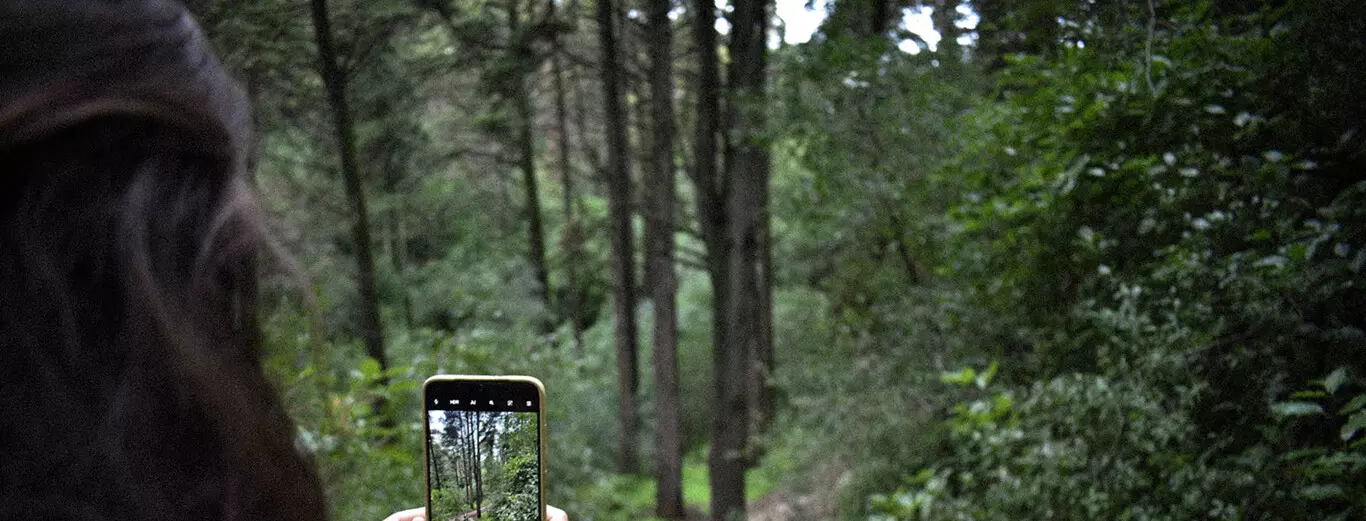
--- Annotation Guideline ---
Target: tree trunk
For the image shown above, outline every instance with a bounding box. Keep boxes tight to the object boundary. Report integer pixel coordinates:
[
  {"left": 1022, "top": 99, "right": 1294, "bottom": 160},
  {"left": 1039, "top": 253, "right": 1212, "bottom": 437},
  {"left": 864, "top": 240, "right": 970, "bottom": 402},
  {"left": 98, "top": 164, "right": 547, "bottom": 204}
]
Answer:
[
  {"left": 689, "top": 0, "right": 737, "bottom": 515},
  {"left": 646, "top": 0, "right": 682, "bottom": 516},
  {"left": 690, "top": 0, "right": 726, "bottom": 365},
  {"left": 475, "top": 411, "right": 484, "bottom": 517},
  {"left": 378, "top": 117, "right": 415, "bottom": 329},
  {"left": 712, "top": 0, "right": 770, "bottom": 517},
  {"left": 552, "top": 49, "right": 585, "bottom": 351},
  {"left": 598, "top": 0, "right": 640, "bottom": 475},
  {"left": 749, "top": 162, "right": 774, "bottom": 447},
  {"left": 308, "top": 0, "right": 387, "bottom": 370},
  {"left": 464, "top": 412, "right": 477, "bottom": 507},
  {"left": 933, "top": 0, "right": 961, "bottom": 59},
  {"left": 430, "top": 436, "right": 443, "bottom": 492},
  {"left": 749, "top": 11, "right": 776, "bottom": 454},
  {"left": 517, "top": 90, "right": 552, "bottom": 315},
  {"left": 509, "top": 0, "right": 552, "bottom": 314}
]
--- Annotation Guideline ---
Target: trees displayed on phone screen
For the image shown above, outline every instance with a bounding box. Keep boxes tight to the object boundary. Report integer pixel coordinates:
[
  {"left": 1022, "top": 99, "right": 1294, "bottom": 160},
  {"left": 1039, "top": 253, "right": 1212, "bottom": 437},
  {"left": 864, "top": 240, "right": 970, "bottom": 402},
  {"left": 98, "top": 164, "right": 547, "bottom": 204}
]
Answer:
[{"left": 428, "top": 411, "right": 539, "bottom": 521}]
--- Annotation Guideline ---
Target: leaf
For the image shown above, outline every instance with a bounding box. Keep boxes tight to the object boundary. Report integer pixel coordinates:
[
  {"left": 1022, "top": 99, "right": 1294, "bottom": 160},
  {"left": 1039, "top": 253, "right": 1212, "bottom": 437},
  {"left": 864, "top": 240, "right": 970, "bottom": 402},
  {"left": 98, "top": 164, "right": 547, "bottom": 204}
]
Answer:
[
  {"left": 976, "top": 361, "right": 1000, "bottom": 389},
  {"left": 1298, "top": 484, "right": 1344, "bottom": 501},
  {"left": 1254, "top": 255, "right": 1288, "bottom": 269},
  {"left": 1271, "top": 401, "right": 1324, "bottom": 417},
  {"left": 1341, "top": 412, "right": 1366, "bottom": 442},
  {"left": 1289, "top": 243, "right": 1309, "bottom": 261},
  {"left": 358, "top": 357, "right": 383, "bottom": 381},
  {"left": 1322, "top": 367, "right": 1349, "bottom": 394},
  {"left": 1283, "top": 447, "right": 1327, "bottom": 461},
  {"left": 1340, "top": 395, "right": 1366, "bottom": 415},
  {"left": 940, "top": 366, "right": 976, "bottom": 386}
]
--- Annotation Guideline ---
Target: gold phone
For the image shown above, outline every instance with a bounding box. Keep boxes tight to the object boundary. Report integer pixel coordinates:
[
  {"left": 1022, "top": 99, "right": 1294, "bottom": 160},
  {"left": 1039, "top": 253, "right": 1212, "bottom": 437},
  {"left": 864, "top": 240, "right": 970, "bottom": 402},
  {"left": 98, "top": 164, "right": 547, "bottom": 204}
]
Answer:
[{"left": 423, "top": 375, "right": 546, "bottom": 521}]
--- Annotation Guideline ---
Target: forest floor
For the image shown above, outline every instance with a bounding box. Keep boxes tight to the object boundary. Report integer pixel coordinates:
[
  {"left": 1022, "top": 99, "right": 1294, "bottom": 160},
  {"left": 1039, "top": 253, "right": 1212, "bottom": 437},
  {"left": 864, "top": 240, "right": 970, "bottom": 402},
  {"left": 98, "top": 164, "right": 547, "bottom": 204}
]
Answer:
[{"left": 747, "top": 462, "right": 850, "bottom": 521}]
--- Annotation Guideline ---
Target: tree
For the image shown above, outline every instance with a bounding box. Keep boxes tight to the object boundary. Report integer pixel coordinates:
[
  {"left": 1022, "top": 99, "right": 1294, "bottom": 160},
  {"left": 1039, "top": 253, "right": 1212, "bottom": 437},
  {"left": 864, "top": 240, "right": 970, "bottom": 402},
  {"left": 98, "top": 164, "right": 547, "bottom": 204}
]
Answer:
[
  {"left": 822, "top": 0, "right": 905, "bottom": 40},
  {"left": 644, "top": 0, "right": 683, "bottom": 516},
  {"left": 709, "top": 0, "right": 772, "bottom": 518},
  {"left": 506, "top": 0, "right": 553, "bottom": 313},
  {"left": 419, "top": 0, "right": 556, "bottom": 317},
  {"left": 598, "top": 0, "right": 640, "bottom": 474},
  {"left": 931, "top": 0, "right": 961, "bottom": 59},
  {"left": 549, "top": 4, "right": 586, "bottom": 351},
  {"left": 308, "top": 0, "right": 387, "bottom": 371}
]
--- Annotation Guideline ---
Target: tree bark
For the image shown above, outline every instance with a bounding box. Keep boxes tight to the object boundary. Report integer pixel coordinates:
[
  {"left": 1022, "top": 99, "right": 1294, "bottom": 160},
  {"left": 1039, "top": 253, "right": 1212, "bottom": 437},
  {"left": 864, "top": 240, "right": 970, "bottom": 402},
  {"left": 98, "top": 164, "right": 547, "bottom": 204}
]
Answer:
[
  {"left": 646, "top": 0, "right": 682, "bottom": 516},
  {"left": 690, "top": 0, "right": 739, "bottom": 515},
  {"left": 308, "top": 0, "right": 387, "bottom": 370},
  {"left": 690, "top": 0, "right": 726, "bottom": 366},
  {"left": 712, "top": 0, "right": 770, "bottom": 517},
  {"left": 475, "top": 411, "right": 483, "bottom": 517},
  {"left": 509, "top": 0, "right": 552, "bottom": 314},
  {"left": 377, "top": 117, "right": 416, "bottom": 329},
  {"left": 598, "top": 0, "right": 640, "bottom": 475},
  {"left": 552, "top": 49, "right": 585, "bottom": 351},
  {"left": 749, "top": 158, "right": 774, "bottom": 448},
  {"left": 750, "top": 6, "right": 776, "bottom": 453},
  {"left": 517, "top": 90, "right": 552, "bottom": 315}
]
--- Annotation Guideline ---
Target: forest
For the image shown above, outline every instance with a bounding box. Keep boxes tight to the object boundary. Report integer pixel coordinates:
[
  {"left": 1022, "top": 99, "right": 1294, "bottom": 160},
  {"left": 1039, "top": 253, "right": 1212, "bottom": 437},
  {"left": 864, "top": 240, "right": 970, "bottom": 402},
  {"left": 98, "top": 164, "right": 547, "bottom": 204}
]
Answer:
[
  {"left": 429, "top": 411, "right": 540, "bottom": 521},
  {"left": 189, "top": 0, "right": 1365, "bottom": 520}
]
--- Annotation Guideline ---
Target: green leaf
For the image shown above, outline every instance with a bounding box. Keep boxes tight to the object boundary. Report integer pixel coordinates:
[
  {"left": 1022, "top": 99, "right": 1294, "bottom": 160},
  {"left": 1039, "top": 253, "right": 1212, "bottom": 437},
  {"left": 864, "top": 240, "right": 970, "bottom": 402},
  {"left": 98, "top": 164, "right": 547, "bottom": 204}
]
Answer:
[
  {"left": 1322, "top": 367, "right": 1349, "bottom": 394},
  {"left": 1341, "top": 412, "right": 1366, "bottom": 442},
  {"left": 976, "top": 361, "right": 1000, "bottom": 389},
  {"left": 1340, "top": 395, "right": 1366, "bottom": 415},
  {"left": 358, "top": 358, "right": 382, "bottom": 381},
  {"left": 1283, "top": 447, "right": 1327, "bottom": 461},
  {"left": 940, "top": 366, "right": 977, "bottom": 386},
  {"left": 1271, "top": 401, "right": 1325, "bottom": 417},
  {"left": 1298, "top": 484, "right": 1344, "bottom": 501}
]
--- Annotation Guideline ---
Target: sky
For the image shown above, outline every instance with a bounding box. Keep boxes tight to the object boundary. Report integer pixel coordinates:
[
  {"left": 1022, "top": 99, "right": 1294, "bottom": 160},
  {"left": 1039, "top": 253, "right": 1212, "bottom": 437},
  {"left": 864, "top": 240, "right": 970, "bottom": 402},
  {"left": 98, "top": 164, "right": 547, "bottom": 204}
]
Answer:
[{"left": 769, "top": 0, "right": 980, "bottom": 53}]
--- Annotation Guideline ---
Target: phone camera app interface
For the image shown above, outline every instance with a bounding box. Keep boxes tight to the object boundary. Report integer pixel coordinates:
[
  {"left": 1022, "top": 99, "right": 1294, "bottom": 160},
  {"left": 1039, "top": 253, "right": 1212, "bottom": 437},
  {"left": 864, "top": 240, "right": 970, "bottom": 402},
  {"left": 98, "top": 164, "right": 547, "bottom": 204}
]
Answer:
[{"left": 427, "top": 388, "right": 540, "bottom": 521}]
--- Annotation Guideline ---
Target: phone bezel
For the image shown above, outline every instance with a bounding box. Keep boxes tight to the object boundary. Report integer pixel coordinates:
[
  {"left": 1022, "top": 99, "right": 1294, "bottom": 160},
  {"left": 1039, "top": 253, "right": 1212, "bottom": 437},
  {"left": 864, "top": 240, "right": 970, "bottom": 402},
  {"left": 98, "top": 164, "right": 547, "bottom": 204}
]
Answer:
[{"left": 422, "top": 375, "right": 547, "bottom": 521}]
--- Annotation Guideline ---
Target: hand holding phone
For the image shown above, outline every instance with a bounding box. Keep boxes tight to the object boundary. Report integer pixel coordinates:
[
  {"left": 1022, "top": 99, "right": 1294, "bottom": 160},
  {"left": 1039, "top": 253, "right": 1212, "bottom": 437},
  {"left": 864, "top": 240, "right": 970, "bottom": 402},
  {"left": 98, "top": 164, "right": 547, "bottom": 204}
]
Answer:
[{"left": 423, "top": 376, "right": 546, "bottom": 521}]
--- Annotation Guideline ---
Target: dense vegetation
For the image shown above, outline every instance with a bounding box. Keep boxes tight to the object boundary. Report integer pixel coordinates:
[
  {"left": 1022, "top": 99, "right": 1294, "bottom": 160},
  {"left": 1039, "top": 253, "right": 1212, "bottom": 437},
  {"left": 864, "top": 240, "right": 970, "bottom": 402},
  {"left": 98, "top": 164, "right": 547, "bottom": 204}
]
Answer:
[{"left": 192, "top": 0, "right": 1365, "bottom": 519}]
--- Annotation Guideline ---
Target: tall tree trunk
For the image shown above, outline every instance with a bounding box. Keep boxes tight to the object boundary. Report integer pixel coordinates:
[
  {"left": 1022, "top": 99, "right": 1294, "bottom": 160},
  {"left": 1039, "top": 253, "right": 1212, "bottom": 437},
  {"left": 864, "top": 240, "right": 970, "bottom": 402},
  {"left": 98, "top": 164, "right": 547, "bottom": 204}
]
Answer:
[
  {"left": 748, "top": 11, "right": 776, "bottom": 454},
  {"left": 691, "top": 0, "right": 726, "bottom": 372},
  {"left": 646, "top": 0, "right": 682, "bottom": 516},
  {"left": 552, "top": 50, "right": 585, "bottom": 351},
  {"left": 430, "top": 436, "right": 443, "bottom": 492},
  {"left": 509, "top": 0, "right": 552, "bottom": 313},
  {"left": 749, "top": 160, "right": 774, "bottom": 448},
  {"left": 712, "top": 0, "right": 770, "bottom": 518},
  {"left": 517, "top": 90, "right": 552, "bottom": 314},
  {"left": 379, "top": 118, "right": 415, "bottom": 329},
  {"left": 308, "top": 0, "right": 387, "bottom": 370},
  {"left": 598, "top": 0, "right": 640, "bottom": 475},
  {"left": 464, "top": 412, "right": 477, "bottom": 507},
  {"left": 690, "top": 0, "right": 737, "bottom": 516},
  {"left": 475, "top": 411, "right": 483, "bottom": 517}
]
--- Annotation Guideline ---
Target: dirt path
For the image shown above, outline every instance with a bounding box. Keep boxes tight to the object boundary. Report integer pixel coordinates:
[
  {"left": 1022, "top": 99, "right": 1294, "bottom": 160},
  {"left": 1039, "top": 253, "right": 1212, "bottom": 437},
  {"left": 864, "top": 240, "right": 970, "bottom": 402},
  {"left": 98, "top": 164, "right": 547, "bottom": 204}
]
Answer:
[{"left": 747, "top": 463, "right": 851, "bottom": 521}]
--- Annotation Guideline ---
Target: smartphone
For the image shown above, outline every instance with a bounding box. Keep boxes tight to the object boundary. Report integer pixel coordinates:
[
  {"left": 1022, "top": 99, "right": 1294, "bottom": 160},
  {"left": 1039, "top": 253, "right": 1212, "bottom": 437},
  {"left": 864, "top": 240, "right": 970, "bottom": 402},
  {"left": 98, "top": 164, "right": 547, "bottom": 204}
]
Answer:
[{"left": 423, "top": 375, "right": 546, "bottom": 521}]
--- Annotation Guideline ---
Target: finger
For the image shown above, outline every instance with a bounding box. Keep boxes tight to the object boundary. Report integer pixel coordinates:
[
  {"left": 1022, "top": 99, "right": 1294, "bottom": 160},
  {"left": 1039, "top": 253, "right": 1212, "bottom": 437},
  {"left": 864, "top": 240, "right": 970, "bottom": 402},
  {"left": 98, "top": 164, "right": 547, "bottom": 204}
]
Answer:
[
  {"left": 383, "top": 507, "right": 426, "bottom": 521},
  {"left": 547, "top": 505, "right": 569, "bottom": 521}
]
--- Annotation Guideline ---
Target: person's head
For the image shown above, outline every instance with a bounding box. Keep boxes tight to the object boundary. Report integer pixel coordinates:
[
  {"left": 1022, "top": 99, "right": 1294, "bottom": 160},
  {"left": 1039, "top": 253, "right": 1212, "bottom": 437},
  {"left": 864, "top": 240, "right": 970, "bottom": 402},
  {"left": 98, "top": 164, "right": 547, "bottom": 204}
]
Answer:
[{"left": 0, "top": 1, "right": 327, "bottom": 519}]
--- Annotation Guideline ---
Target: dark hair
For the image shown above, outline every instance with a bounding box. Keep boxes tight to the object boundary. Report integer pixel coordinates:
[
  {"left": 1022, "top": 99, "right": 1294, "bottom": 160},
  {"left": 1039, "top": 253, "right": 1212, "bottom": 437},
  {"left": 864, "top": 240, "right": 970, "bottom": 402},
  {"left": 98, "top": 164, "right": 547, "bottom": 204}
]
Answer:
[{"left": 0, "top": 1, "right": 328, "bottom": 519}]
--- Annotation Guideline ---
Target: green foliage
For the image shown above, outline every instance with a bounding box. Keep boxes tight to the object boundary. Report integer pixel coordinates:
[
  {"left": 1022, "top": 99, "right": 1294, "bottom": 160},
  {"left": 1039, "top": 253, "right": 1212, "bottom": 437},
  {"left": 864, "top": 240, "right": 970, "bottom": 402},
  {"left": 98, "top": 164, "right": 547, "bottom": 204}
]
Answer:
[
  {"left": 199, "top": 0, "right": 1366, "bottom": 519},
  {"left": 840, "top": 1, "right": 1366, "bottom": 519}
]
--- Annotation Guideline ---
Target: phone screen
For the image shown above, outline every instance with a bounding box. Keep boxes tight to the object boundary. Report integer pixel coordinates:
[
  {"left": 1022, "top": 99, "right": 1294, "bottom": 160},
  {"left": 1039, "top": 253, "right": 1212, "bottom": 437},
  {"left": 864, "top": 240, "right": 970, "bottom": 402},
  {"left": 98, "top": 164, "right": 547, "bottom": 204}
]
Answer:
[{"left": 425, "top": 379, "right": 542, "bottom": 521}]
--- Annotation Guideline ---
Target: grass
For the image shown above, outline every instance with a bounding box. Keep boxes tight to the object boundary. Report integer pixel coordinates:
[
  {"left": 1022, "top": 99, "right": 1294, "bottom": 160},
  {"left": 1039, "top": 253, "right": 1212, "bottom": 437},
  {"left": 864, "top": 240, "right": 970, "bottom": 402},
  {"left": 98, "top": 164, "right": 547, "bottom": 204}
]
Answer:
[
  {"left": 681, "top": 446, "right": 787, "bottom": 513},
  {"left": 568, "top": 444, "right": 794, "bottom": 521}
]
